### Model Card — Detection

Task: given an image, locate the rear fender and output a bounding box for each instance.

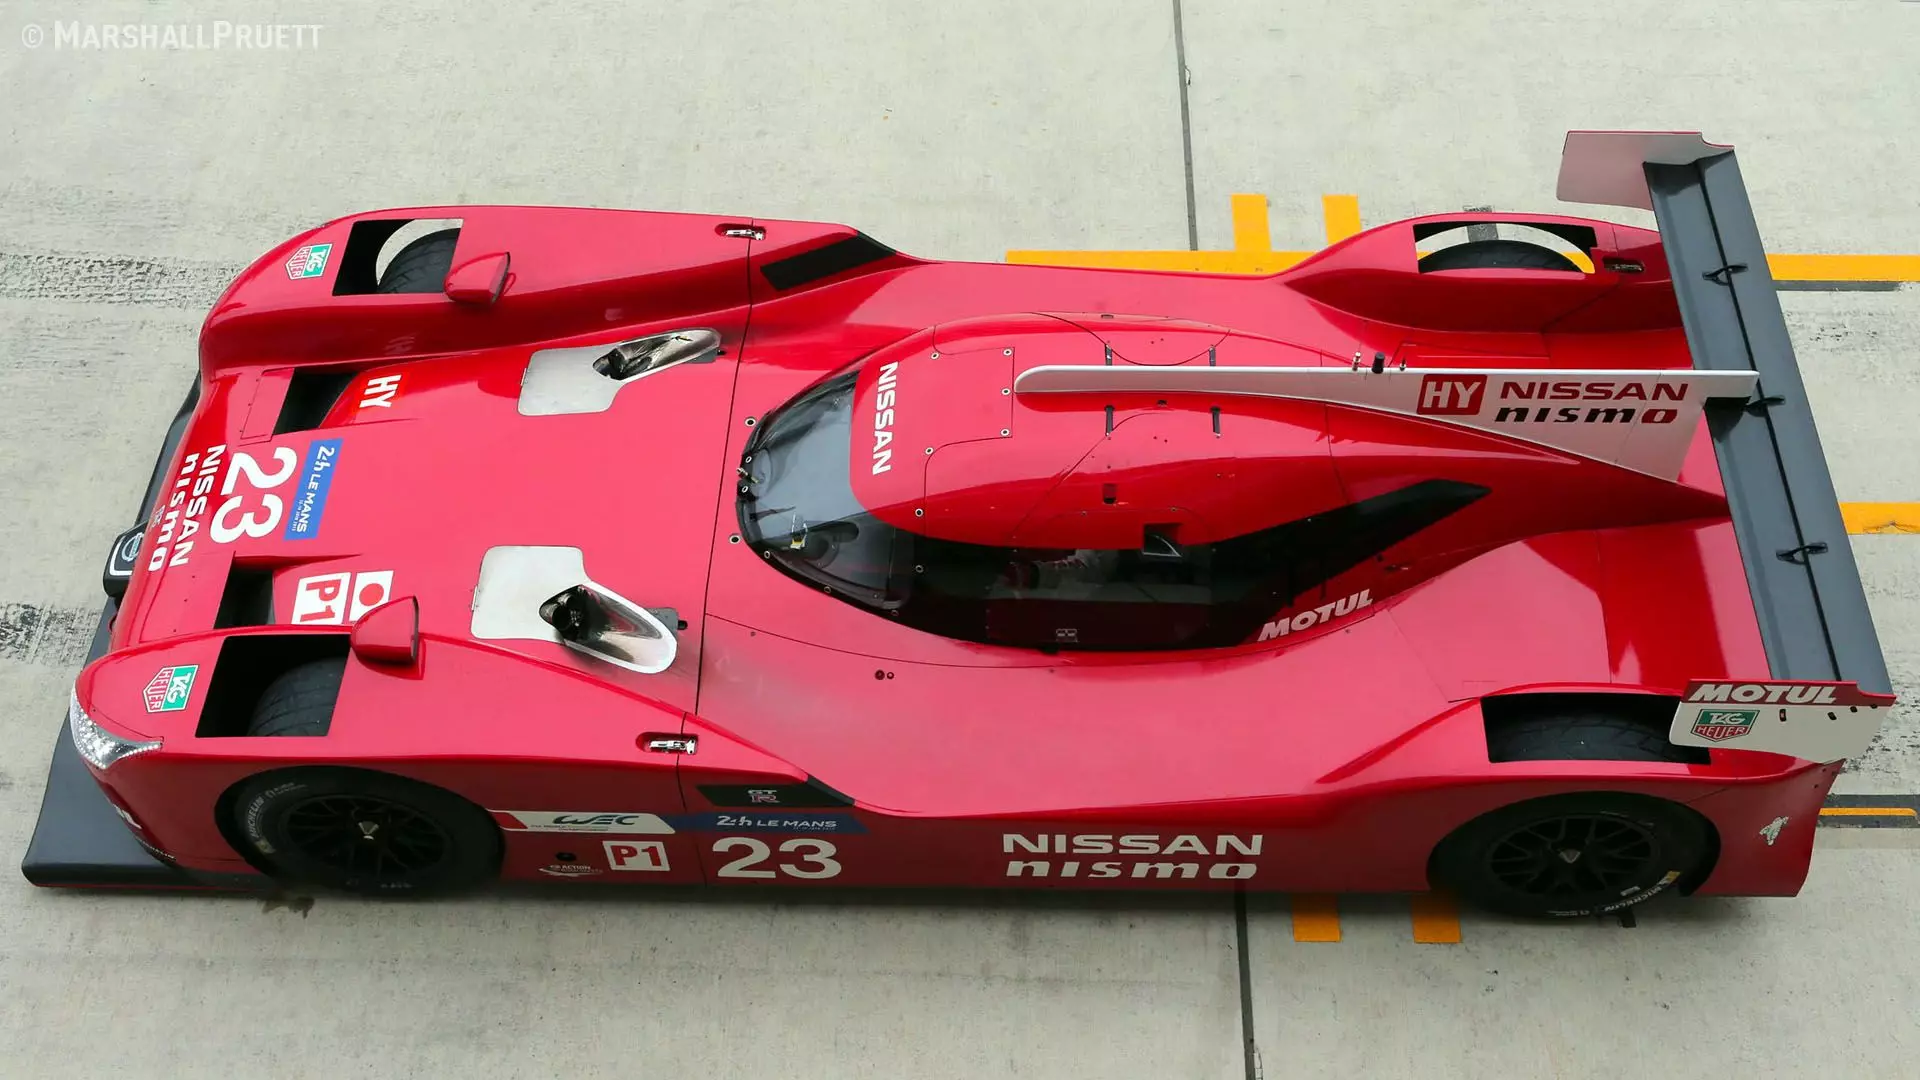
[200,206,756,374]
[1281,212,1678,333]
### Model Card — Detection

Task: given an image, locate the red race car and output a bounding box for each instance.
[23,131,1894,918]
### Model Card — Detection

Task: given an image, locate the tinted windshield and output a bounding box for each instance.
[738,370,1488,651]
[738,372,909,610]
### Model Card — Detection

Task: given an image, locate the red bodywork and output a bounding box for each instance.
[73,203,1848,897]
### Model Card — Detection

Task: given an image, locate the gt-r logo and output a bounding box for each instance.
[290,570,394,625]
[1416,374,1487,415]
[604,840,670,871]
[871,361,900,475]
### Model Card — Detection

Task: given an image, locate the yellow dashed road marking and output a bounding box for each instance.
[1820,806,1920,818]
[1320,194,1362,245]
[1409,892,1463,943]
[1006,193,1920,280]
[1839,503,1920,535]
[1290,894,1342,942]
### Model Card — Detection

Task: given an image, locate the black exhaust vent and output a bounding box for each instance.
[760,234,896,291]
[273,369,355,434]
[213,565,276,629]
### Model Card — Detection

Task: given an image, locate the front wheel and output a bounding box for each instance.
[230,768,501,895]
[1429,792,1711,918]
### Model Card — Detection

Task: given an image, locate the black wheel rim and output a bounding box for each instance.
[1484,813,1658,898]
[281,794,452,880]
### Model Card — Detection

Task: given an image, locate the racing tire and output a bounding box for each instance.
[246,658,345,738]
[375,230,459,293]
[1418,238,1581,272]
[1429,792,1711,919]
[1487,711,1702,765]
[229,767,502,896]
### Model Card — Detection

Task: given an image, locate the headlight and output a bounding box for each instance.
[68,688,162,770]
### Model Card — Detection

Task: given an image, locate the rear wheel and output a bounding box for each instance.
[1431,792,1711,918]
[230,768,501,895]
[246,658,344,738]
[1418,238,1581,272]
[375,230,459,293]
[1433,711,1713,917]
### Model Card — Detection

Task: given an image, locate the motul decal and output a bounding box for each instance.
[871,361,900,474]
[1669,679,1895,762]
[1682,681,1894,707]
[1256,589,1372,642]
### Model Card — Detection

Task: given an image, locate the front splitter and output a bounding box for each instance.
[19,377,259,893]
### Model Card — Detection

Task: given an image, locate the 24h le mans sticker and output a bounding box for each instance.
[284,243,333,280]
[1691,708,1758,742]
[142,665,198,713]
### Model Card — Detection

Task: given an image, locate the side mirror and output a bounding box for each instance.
[444,251,511,306]
[351,596,420,667]
[539,583,677,675]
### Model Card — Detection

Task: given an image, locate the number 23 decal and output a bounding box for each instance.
[713,837,841,880]
[210,447,298,543]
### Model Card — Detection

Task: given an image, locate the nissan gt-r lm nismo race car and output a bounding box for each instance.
[22,131,1894,919]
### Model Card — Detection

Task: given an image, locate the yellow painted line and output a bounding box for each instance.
[1321,194,1362,245]
[1289,893,1342,942]
[1769,254,1920,282]
[1410,891,1462,943]
[1819,806,1919,817]
[1839,503,1920,535]
[1005,192,1920,281]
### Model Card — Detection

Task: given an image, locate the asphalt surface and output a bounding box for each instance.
[2,2,1918,1078]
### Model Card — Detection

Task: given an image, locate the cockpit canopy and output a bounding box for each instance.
[736,340,1488,652]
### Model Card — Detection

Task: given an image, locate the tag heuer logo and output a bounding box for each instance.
[284,243,333,280]
[1691,708,1757,742]
[142,665,199,713]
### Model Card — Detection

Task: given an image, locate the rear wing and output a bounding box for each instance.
[1559,132,1891,697]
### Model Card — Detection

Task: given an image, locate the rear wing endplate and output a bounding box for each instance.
[1558,131,1890,694]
